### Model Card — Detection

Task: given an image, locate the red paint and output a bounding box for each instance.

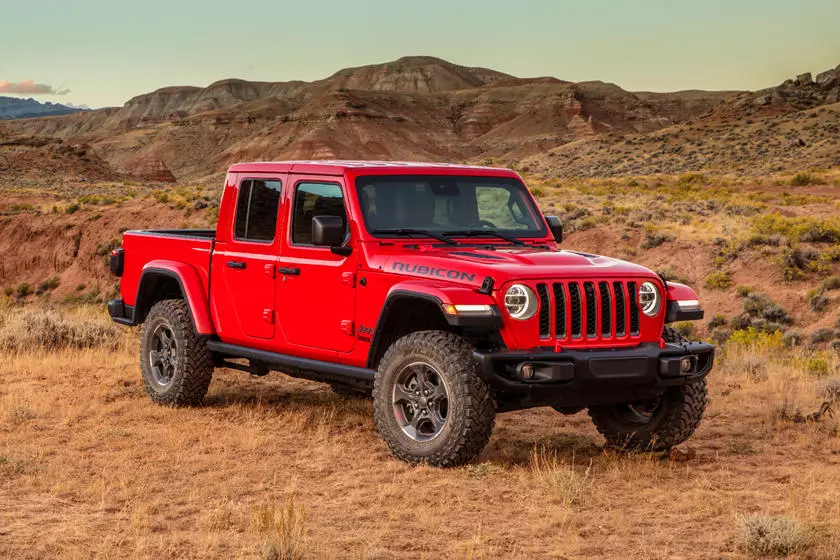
[118,161,701,367]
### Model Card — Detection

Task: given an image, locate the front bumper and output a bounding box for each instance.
[474,341,714,412]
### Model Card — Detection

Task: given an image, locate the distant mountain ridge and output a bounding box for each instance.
[2,56,837,181]
[0,97,83,120]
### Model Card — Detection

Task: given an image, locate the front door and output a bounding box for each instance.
[214,175,285,340]
[276,177,356,352]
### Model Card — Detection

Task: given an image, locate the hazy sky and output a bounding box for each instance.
[3,0,838,108]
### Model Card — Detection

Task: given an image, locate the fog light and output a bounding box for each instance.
[520,364,535,380]
[680,357,695,374]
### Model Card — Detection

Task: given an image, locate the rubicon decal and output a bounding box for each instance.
[391,262,476,282]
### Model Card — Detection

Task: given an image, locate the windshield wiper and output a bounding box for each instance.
[443,230,527,246]
[372,228,460,246]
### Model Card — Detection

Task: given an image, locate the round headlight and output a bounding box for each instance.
[504,284,538,320]
[639,281,661,316]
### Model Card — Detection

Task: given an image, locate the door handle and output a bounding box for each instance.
[278,267,301,276]
[227,261,247,269]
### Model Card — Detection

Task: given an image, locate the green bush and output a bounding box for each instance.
[37,277,60,292]
[789,172,823,186]
[640,231,675,249]
[821,276,840,291]
[704,271,733,290]
[15,283,32,298]
[670,321,696,339]
[708,314,728,329]
[65,202,81,214]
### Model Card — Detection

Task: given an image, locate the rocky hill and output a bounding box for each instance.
[0,57,733,182]
[2,58,837,182]
[0,96,83,120]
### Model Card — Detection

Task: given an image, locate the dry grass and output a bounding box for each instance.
[1,306,839,558]
[738,515,810,557]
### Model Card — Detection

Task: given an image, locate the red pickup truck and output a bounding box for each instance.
[109,161,713,466]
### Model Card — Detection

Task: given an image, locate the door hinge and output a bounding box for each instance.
[264,264,276,279]
[340,320,354,336]
[341,271,355,287]
[263,309,275,324]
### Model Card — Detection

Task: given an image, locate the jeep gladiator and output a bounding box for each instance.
[109,161,713,466]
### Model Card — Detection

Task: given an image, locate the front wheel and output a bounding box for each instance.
[373,331,495,467]
[588,379,708,451]
[140,299,214,406]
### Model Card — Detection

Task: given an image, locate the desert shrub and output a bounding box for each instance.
[37,276,60,293]
[783,331,803,347]
[640,231,674,249]
[708,314,728,330]
[3,287,12,298]
[529,187,547,198]
[727,328,784,351]
[789,172,823,186]
[657,267,691,285]
[675,173,705,187]
[15,283,32,298]
[752,214,840,244]
[153,190,170,204]
[738,515,809,556]
[96,238,120,256]
[821,276,840,291]
[806,290,829,312]
[809,328,835,345]
[65,203,81,214]
[670,321,696,339]
[0,307,120,352]
[704,270,733,290]
[742,292,792,326]
[745,233,783,247]
[778,247,817,281]
[735,285,754,298]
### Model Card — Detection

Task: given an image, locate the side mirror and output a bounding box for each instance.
[545,215,563,243]
[312,215,346,247]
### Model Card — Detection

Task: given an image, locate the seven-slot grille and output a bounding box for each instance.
[535,280,641,341]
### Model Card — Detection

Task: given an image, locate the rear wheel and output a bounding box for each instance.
[140,299,214,406]
[373,331,495,467]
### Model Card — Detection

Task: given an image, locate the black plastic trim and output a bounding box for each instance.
[108,299,135,326]
[207,341,375,382]
[665,301,705,323]
[366,290,502,368]
[473,341,714,412]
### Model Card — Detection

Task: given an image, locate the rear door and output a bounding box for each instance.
[275,175,357,353]
[212,174,285,340]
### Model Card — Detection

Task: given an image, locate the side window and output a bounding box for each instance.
[292,182,347,245]
[234,179,282,242]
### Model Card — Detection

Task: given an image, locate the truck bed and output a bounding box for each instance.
[119,229,215,313]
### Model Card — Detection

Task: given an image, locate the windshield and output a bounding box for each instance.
[355,175,546,238]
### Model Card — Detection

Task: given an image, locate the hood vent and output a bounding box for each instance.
[449,251,504,260]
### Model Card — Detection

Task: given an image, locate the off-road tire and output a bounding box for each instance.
[588,378,708,451]
[373,331,495,467]
[140,299,214,406]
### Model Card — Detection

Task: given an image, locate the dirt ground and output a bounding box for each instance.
[2,333,839,559]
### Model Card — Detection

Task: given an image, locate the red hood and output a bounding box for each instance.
[365,243,657,285]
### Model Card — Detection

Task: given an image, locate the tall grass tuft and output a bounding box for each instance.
[0,306,120,352]
[253,498,306,560]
